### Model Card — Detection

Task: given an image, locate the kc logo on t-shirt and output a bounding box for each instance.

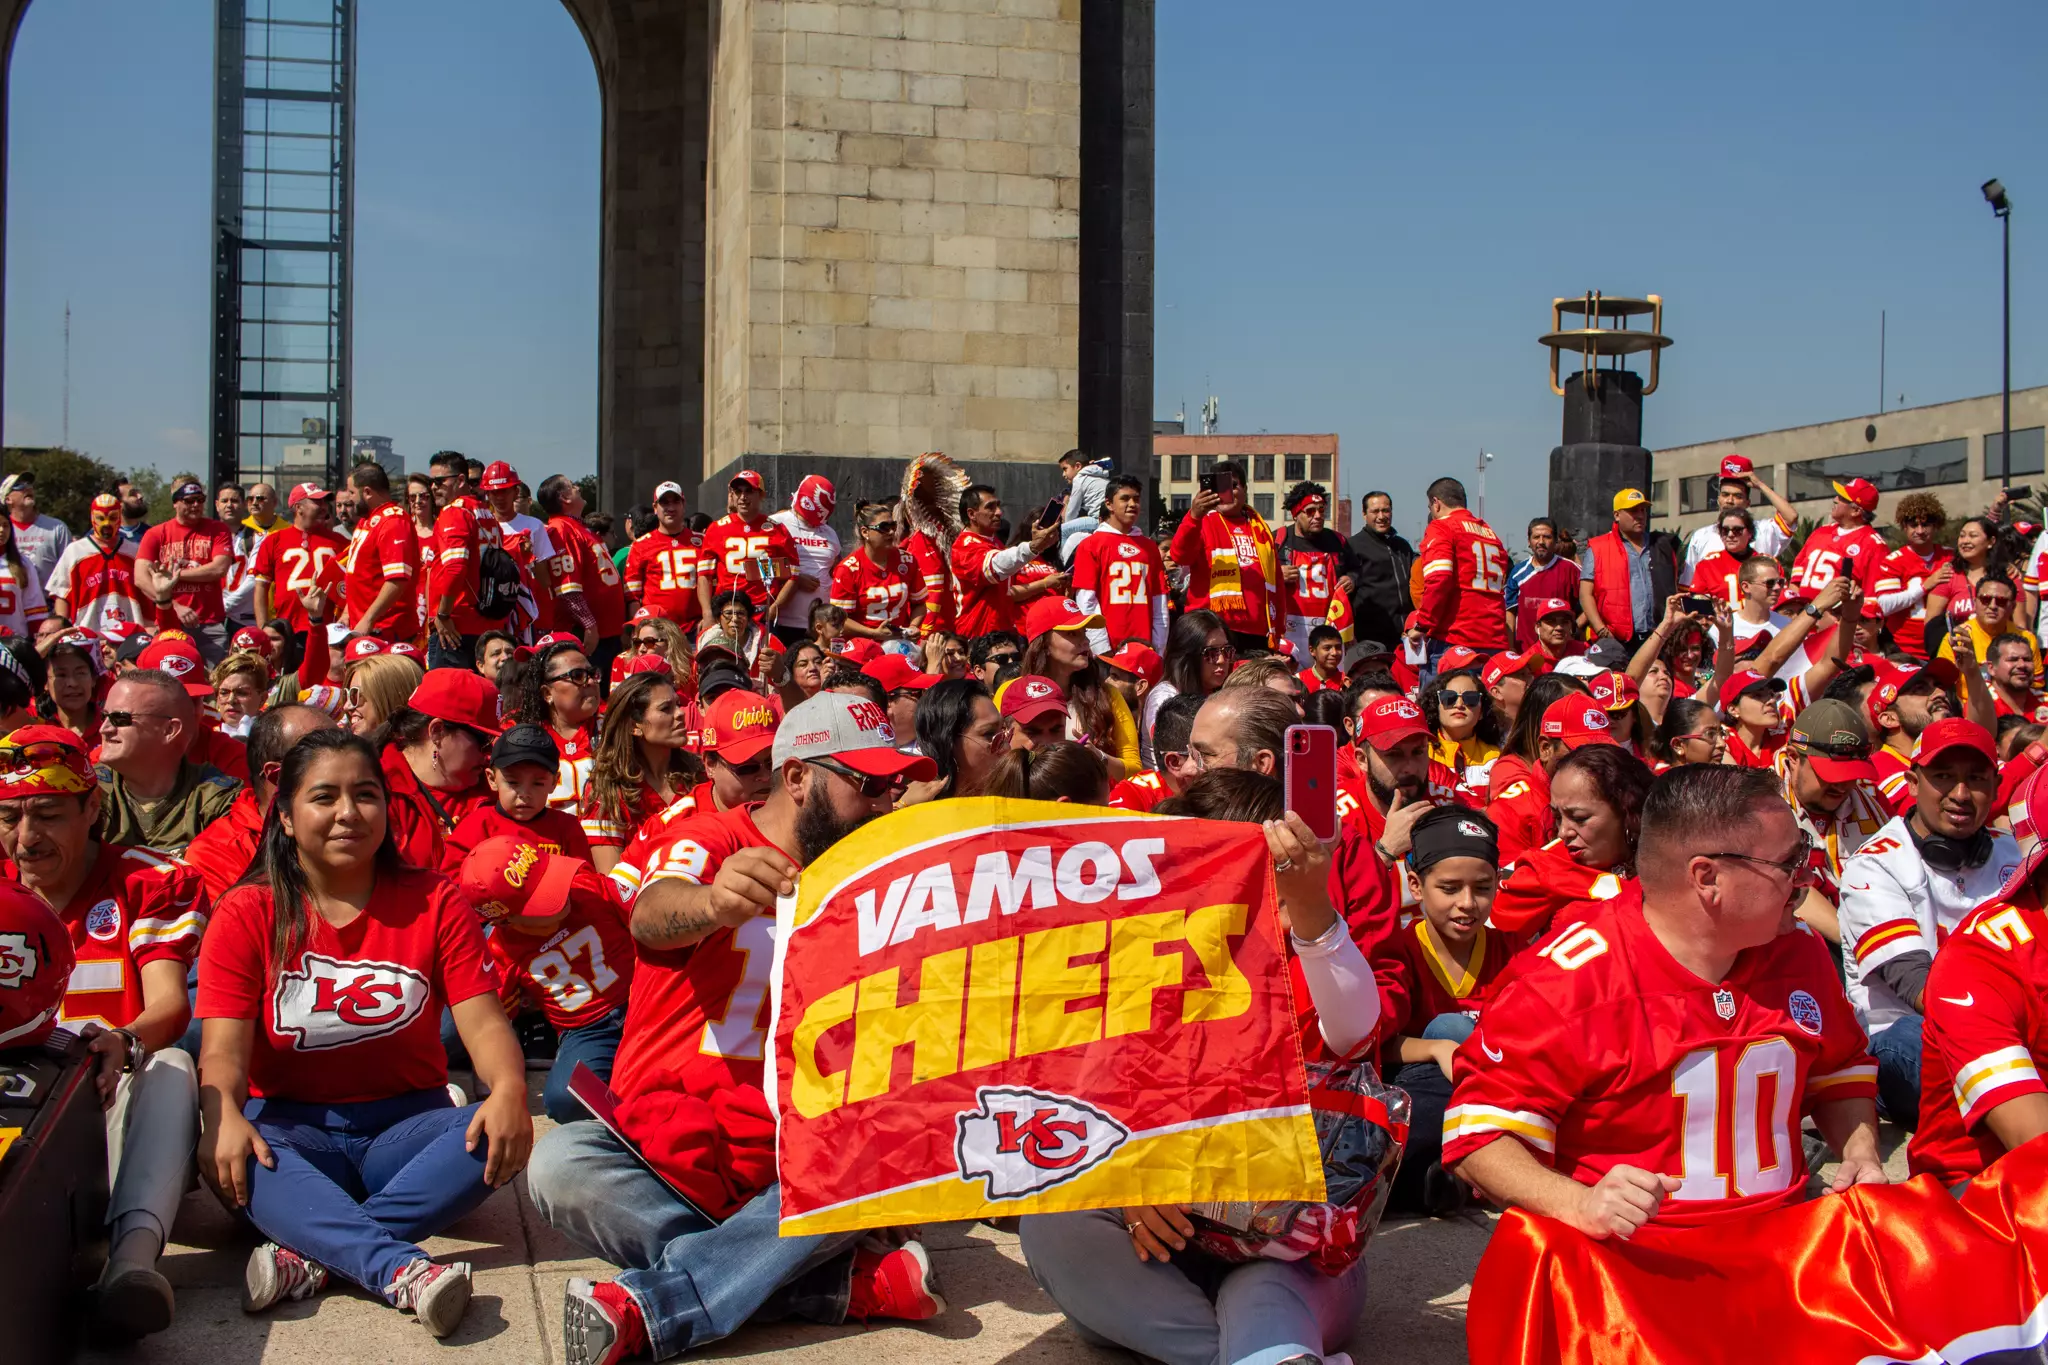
[273,954,431,1050]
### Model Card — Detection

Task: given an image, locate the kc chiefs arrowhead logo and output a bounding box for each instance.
[1024,681,1055,699]
[273,953,431,1051]
[1116,542,1139,558]
[0,932,38,987]
[956,1086,1128,1199]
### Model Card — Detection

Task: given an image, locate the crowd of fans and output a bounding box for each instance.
[3,444,2048,1364]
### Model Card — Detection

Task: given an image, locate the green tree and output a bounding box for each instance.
[1,446,120,532]
[576,473,601,515]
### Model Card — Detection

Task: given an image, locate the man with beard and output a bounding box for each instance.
[1864,659,1965,816]
[1326,695,1449,951]
[528,692,947,1365]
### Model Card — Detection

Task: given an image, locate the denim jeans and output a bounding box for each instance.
[426,632,480,672]
[1019,1206,1367,1365]
[1869,1013,1923,1131]
[1389,1012,1473,1213]
[526,1121,857,1359]
[242,1089,496,1297]
[542,1008,625,1123]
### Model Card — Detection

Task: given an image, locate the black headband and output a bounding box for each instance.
[1407,806,1499,873]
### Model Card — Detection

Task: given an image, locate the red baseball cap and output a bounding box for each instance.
[1721,669,1787,705]
[343,636,389,663]
[1000,675,1068,724]
[1530,597,1575,619]
[1103,641,1163,686]
[836,637,882,666]
[389,642,423,661]
[137,635,212,697]
[1832,477,1880,513]
[286,482,331,505]
[623,653,673,680]
[479,460,519,492]
[1481,648,1543,690]
[1023,595,1103,640]
[2002,767,2048,898]
[1540,696,1619,749]
[538,631,583,649]
[408,669,501,737]
[1913,717,1997,769]
[1718,454,1753,479]
[1437,646,1484,677]
[706,689,784,764]
[1589,670,1640,711]
[863,653,937,695]
[1356,696,1430,750]
[460,836,580,925]
[729,469,765,492]
[231,627,273,658]
[99,620,146,644]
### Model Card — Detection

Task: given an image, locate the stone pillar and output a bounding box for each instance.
[699,0,1085,522]
[1077,0,1153,480]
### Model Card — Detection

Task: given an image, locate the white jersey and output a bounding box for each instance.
[0,559,47,637]
[44,536,149,632]
[1837,813,2021,1038]
[1708,610,1815,682]
[1682,513,1789,580]
[9,514,70,587]
[220,524,263,625]
[768,508,841,628]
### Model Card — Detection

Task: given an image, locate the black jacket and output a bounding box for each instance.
[1347,526,1415,647]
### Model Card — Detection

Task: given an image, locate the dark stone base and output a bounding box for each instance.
[696,454,1071,548]
[1548,442,1651,547]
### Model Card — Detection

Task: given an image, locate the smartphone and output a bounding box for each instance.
[1198,473,1217,494]
[1682,593,1716,616]
[1036,494,1066,529]
[1283,724,1341,844]
[2012,484,2034,500]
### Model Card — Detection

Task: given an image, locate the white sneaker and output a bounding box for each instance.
[446,1081,469,1107]
[386,1258,473,1337]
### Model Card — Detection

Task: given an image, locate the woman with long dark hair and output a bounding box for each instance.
[1491,743,1654,936]
[903,678,1006,805]
[38,628,106,735]
[1140,608,1232,767]
[195,730,530,1338]
[517,640,601,812]
[1020,610,1139,777]
[1927,515,2024,628]
[776,637,831,710]
[1418,666,1500,796]
[1650,696,1728,770]
[974,740,1111,804]
[582,671,700,871]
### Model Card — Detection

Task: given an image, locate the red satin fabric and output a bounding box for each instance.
[1469,1133,2048,1364]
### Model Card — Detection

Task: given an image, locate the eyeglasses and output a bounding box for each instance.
[0,740,80,767]
[1202,645,1237,663]
[1758,578,1785,592]
[1439,689,1484,708]
[1680,727,1726,747]
[864,521,898,536]
[1701,838,1819,888]
[633,635,666,650]
[985,652,1020,669]
[1902,515,1940,528]
[714,754,770,779]
[807,755,897,798]
[547,667,597,686]
[102,711,174,729]
[1978,592,2015,607]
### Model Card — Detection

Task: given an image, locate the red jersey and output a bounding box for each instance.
[1791,522,1888,598]
[341,501,420,639]
[1910,892,2048,1185]
[137,517,236,626]
[902,530,953,636]
[1071,529,1166,648]
[607,803,790,1099]
[698,514,797,613]
[548,514,627,636]
[546,725,596,814]
[250,524,348,634]
[444,801,592,873]
[1332,773,1461,921]
[580,779,679,850]
[1490,838,1628,937]
[624,528,705,626]
[1107,770,1169,811]
[1416,512,1510,650]
[1484,755,1551,867]
[1276,530,1345,622]
[830,546,927,630]
[381,743,466,871]
[184,791,264,903]
[1874,545,1953,660]
[430,495,502,636]
[1372,909,1530,1038]
[46,537,148,631]
[1168,509,1280,641]
[1870,746,1914,817]
[1443,891,1877,1229]
[950,529,1022,638]
[484,865,636,1030]
[1687,551,1750,608]
[1298,667,1349,695]
[54,844,209,1030]
[198,867,496,1104]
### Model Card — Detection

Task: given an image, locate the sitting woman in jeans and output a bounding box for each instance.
[1021,769,1382,1365]
[195,728,532,1339]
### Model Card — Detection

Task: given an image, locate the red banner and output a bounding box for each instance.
[769,797,1324,1236]
[1470,1134,2048,1365]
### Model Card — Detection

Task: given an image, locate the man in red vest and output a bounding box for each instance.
[1579,488,1682,654]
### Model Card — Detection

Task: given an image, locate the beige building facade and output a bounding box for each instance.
[1152,431,1341,528]
[1652,385,2048,539]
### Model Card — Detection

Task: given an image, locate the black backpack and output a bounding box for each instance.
[474,544,524,620]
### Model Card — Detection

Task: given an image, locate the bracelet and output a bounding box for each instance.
[110,1027,144,1074]
[1371,838,1397,866]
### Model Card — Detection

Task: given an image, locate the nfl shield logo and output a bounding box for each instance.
[1713,988,1736,1020]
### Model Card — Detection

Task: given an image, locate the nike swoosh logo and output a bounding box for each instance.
[1939,993,1975,1008]
[1481,1039,1504,1063]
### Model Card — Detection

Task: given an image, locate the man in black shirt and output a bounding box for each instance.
[1347,489,1414,650]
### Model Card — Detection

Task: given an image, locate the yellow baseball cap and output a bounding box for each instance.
[1612,488,1649,511]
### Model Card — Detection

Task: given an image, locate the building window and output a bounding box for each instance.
[1284,454,1307,482]
[1198,454,1219,480]
[1649,480,1668,513]
[1171,455,1191,482]
[1170,493,1191,514]
[1253,454,1274,483]
[1253,493,1275,520]
[1986,426,2047,481]
[1785,439,1969,501]
[1311,454,1332,482]
[1678,473,1720,514]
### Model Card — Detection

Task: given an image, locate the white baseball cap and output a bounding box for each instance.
[772,691,936,780]
[653,481,686,502]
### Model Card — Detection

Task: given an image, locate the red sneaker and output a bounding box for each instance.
[564,1278,650,1365]
[846,1240,946,1322]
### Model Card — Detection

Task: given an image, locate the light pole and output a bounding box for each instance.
[1985,178,2013,487]
[1477,450,1495,518]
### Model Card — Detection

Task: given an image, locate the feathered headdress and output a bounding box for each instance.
[900,450,968,554]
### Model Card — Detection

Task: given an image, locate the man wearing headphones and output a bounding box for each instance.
[1837,718,2016,1132]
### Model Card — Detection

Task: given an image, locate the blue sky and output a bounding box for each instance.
[6,1,2045,539]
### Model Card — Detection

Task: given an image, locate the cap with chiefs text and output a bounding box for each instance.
[771,690,935,781]
[479,461,519,492]
[1356,696,1430,751]
[459,836,580,925]
[706,689,783,764]
[1790,698,1877,783]
[1541,696,1619,749]
[137,635,212,697]
[999,675,1068,725]
[1912,717,1997,769]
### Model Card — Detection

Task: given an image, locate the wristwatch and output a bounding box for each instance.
[1802,602,1824,619]
[109,1027,145,1074]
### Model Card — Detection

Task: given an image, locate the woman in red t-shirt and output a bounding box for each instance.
[195,729,531,1339]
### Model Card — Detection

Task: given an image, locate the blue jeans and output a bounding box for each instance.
[1870,1014,1923,1131]
[1019,1206,1367,1365]
[526,1121,857,1359]
[242,1089,496,1297]
[542,1008,625,1123]
[1390,1013,1473,1212]
[427,633,480,672]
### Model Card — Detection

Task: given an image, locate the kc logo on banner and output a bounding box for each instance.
[768,797,1324,1237]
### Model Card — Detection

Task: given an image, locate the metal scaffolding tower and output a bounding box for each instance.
[210,0,354,491]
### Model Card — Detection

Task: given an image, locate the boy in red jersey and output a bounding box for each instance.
[1275,480,1359,660]
[623,482,704,631]
[1297,623,1349,694]
[1446,765,1883,1239]
[250,483,347,638]
[460,836,634,1124]
[1070,474,1167,653]
[0,726,208,1340]
[446,725,594,869]
[527,692,947,1364]
[341,461,420,642]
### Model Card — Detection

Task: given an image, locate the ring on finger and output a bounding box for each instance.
[1125,1220,1143,1233]
[1274,857,1294,873]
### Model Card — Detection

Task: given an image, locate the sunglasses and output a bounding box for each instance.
[346,685,365,709]
[986,652,1020,668]
[547,666,598,686]
[715,754,771,779]
[633,635,666,650]
[1978,593,2016,607]
[0,740,81,767]
[808,755,897,798]
[1202,645,1237,663]
[864,521,898,536]
[1902,515,1940,528]
[1758,578,1785,592]
[102,711,174,729]
[1439,689,1484,708]
[1719,524,1749,535]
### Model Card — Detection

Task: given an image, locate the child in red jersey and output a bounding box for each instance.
[445,724,593,870]
[459,836,634,1123]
